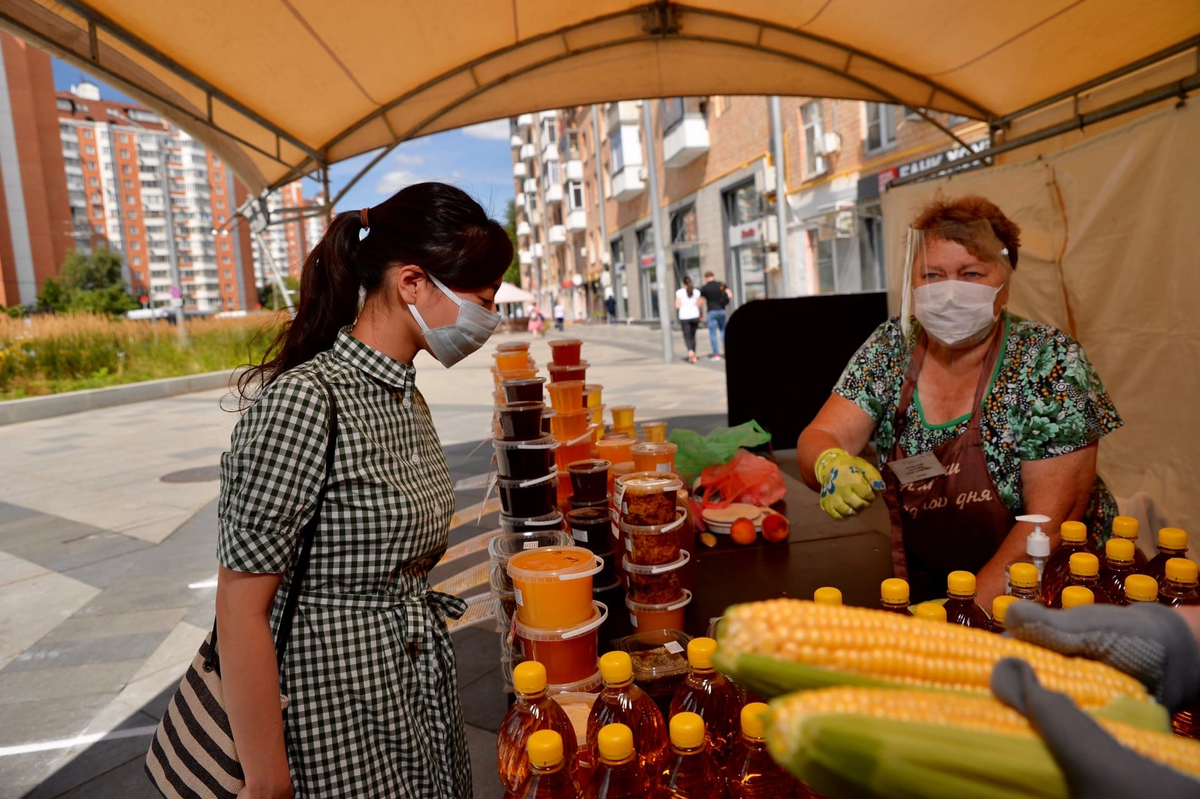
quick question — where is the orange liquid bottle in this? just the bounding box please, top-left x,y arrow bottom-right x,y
587,652 -> 668,777
727,703 -> 799,798
583,723 -> 648,799
1111,516 -> 1149,570
1061,585 -> 1096,609
1049,552 -> 1111,608
499,661 -> 579,793
880,578 -> 911,615
669,637 -> 743,769
944,571 -> 993,630
1040,521 -> 1092,607
659,712 -> 728,799
515,730 -> 583,799
990,595 -> 1019,634
1123,575 -> 1157,605
1145,528 -> 1188,586
1159,558 -> 1200,607
1097,539 -> 1136,605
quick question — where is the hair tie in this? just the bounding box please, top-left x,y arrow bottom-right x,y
360,208 -> 370,229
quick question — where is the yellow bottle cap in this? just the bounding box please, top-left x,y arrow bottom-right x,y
1009,563 -> 1039,589
527,730 -> 563,768
1062,585 -> 1096,608
512,661 -> 547,696
881,578 -> 910,603
1112,516 -> 1139,540
947,570 -> 976,595
597,723 -> 634,762
913,602 -> 947,622
599,651 -> 632,684
688,637 -> 717,669
1124,575 -> 1158,603
1158,528 -> 1188,550
1165,557 -> 1199,584
1069,552 -> 1100,577
669,712 -> 706,749
814,587 -> 842,606
992,595 -> 1019,624
1060,521 -> 1088,544
740,703 -> 770,740
1105,538 -> 1135,565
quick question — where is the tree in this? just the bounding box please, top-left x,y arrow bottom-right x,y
259,276 -> 300,311
37,277 -> 68,313
502,200 -> 521,286
42,247 -> 137,315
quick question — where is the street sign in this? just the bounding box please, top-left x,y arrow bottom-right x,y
169,285 -> 181,299
139,295 -> 149,304
170,298 -> 183,308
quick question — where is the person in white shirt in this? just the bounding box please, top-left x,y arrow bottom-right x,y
675,276 -> 703,363
553,300 -> 565,331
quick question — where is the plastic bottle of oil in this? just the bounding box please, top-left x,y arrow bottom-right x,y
514,730 -> 583,799
1123,575 -> 1157,604
727,703 -> 799,798
880,578 -> 911,615
1111,516 -> 1149,570
587,651 -> 668,777
583,723 -> 647,799
912,602 -> 947,622
944,571 -> 993,630
669,638 -> 742,769
1159,558 -> 1200,607
1049,553 -> 1111,608
991,595 -> 1019,634
1098,539 -> 1137,605
659,712 -> 728,799
499,661 -> 579,793
1040,521 -> 1092,608
813,587 -> 842,606
1061,585 -> 1096,609
1007,562 -> 1041,603
1146,528 -> 1188,586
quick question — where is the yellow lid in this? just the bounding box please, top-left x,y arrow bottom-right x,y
741,703 -> 770,740
814,587 -> 842,606
597,723 -> 634,762
1009,563 -> 1039,589
527,730 -> 563,768
1124,575 -> 1158,603
1158,527 -> 1188,550
512,661 -> 548,696
1165,557 -> 1199,585
881,578 -> 910,603
670,712 -> 706,749
600,651 -> 632,684
1104,538 -> 1135,564
688,637 -> 717,669
1060,521 -> 1088,544
1069,552 -> 1100,577
913,602 -> 947,622
1112,516 -> 1139,540
1062,586 -> 1096,608
947,571 -> 976,596
992,595 -> 1019,624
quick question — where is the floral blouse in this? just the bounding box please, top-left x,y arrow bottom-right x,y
834,313 -> 1123,540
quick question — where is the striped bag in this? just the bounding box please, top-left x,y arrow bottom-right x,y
145,375 -> 338,798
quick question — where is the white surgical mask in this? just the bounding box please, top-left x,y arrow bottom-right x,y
912,281 -> 1003,348
408,273 -> 500,367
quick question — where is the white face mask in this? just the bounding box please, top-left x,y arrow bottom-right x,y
408,273 -> 500,367
912,281 -> 1003,348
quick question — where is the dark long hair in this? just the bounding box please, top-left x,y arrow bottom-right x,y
683,275 -> 697,297
238,182 -> 512,401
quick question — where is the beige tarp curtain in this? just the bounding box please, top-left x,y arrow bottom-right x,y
881,102 -> 1200,531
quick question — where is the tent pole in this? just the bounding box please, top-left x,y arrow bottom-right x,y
641,101 -> 675,365
768,96 -> 792,295
592,104 -> 619,321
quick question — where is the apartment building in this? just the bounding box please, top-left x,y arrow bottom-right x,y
510,96 -> 988,322
250,179 -> 309,284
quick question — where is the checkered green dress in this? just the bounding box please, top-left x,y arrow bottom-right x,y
218,328 -> 471,798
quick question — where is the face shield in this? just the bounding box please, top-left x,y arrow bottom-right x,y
900,219 -> 1014,348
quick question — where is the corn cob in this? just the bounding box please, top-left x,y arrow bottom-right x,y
767,687 -> 1200,799
713,599 -> 1150,709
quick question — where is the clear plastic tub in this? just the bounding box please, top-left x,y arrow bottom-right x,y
549,409 -> 590,439
631,442 -> 677,474
568,496 -> 610,512
548,338 -> 583,366
566,506 -> 613,554
497,401 -> 545,441
595,436 -> 634,467
620,510 -> 686,566
615,472 -> 684,527
492,390 -> 508,408
548,361 -> 588,384
587,404 -> 605,427
489,530 -> 574,594
501,376 -> 546,404
493,436 -> 557,480
622,551 -> 690,604
612,629 -> 693,699
546,380 -> 585,412
553,432 -> 593,471
610,405 -> 635,428
515,601 -> 607,685
508,546 -> 605,628
499,510 -> 565,535
566,459 -> 611,502
493,350 -> 531,372
496,341 -> 531,353
493,366 -> 538,388
549,671 -> 603,695
584,384 -> 603,409
641,421 -> 668,443
497,473 -> 558,518
626,590 -> 692,633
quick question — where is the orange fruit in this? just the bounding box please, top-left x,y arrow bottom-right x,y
761,513 -> 790,543
730,517 -> 757,546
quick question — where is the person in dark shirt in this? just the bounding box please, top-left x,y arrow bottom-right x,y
698,271 -> 733,360
605,294 -> 616,323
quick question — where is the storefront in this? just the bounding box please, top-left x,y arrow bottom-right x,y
722,181 -> 767,305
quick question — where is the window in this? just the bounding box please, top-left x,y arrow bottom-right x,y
88,177 -> 98,187
225,284 -> 233,294
82,129 -> 92,138
224,270 -> 232,279
568,181 -> 584,210
903,106 -> 925,121
221,241 -> 229,251
118,134 -> 128,143
94,224 -> 104,233
801,101 -> 827,177
610,131 -> 625,173
541,119 -> 557,146
122,164 -> 131,174
222,256 -> 231,265
661,98 -> 685,133
544,160 -> 561,186
84,145 -> 95,154
92,207 -> 103,218
215,185 -> 224,195
123,180 -> 132,189
120,149 -> 129,159
86,161 -> 96,171
129,226 -> 139,235
217,214 -> 225,223
128,211 -> 137,220
131,240 -> 140,250
212,156 -> 221,167
864,103 -> 897,153
133,256 -> 141,266
127,195 -> 136,204
216,201 -> 225,210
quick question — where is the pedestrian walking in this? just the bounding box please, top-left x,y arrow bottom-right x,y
198,183 -> 510,799
699,270 -> 733,360
605,294 -> 617,323
554,298 -> 565,331
675,276 -> 703,363
528,305 -> 546,337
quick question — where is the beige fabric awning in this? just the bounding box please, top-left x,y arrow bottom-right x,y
3,0 -> 1196,196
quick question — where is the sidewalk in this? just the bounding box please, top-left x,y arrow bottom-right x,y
0,323 -> 727,798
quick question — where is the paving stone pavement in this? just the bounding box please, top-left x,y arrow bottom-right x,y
0,323 -> 727,798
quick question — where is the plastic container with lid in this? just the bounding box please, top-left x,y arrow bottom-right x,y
546,379 -> 585,412
495,591 -> 518,630
493,349 -> 531,372
489,529 -> 573,590
641,421 -> 668,443
627,589 -> 692,633
587,405 -> 605,428
622,551 -> 689,604
497,401 -> 545,441
492,389 -> 509,408
509,545 -> 606,628
1160,557 -> 1200,607
501,376 -> 546,404
548,361 -> 588,384
548,338 -> 583,366
610,405 -> 635,429
549,671 -> 603,696
611,425 -> 636,440
496,341 -> 531,353
516,601 -> 608,685
493,366 -> 538,388
500,510 -> 565,535
497,473 -> 558,518
549,409 -> 590,440
612,629 -> 693,701
621,510 -> 686,566
565,506 -> 614,554
615,472 -> 684,527
584,384 -> 603,409
568,496 -> 609,512
493,435 -> 557,480
1147,527 -> 1189,586
554,433 -> 594,472
880,578 -> 911,614
595,436 -> 634,468
631,442 -> 677,474
567,458 -> 611,502
1123,575 -> 1157,604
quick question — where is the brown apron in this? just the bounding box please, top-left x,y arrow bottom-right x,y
883,329 -> 1016,602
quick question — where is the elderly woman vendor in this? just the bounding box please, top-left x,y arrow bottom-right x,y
797,196 -> 1122,605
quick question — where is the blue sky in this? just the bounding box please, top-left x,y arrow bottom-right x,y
51,58 -> 516,220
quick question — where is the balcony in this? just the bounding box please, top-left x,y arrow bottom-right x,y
517,114 -> 533,128
663,115 -> 710,168
521,143 -> 536,161
548,225 -> 567,244
544,183 -> 563,203
513,162 -> 527,178
516,221 -> 531,237
519,249 -> 533,265
537,110 -> 557,122
566,209 -> 587,232
510,134 -> 522,148
515,193 -> 526,208
564,159 -> 584,182
541,143 -> 558,163
533,243 -> 543,258
523,178 -> 537,194
606,101 -> 640,133
611,166 -> 645,201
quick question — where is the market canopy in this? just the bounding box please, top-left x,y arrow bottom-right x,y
495,281 -> 535,304
3,0 -> 1196,197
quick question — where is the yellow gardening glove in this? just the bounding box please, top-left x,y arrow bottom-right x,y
815,448 -> 885,520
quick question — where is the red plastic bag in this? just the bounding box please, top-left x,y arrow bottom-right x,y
697,450 -> 786,510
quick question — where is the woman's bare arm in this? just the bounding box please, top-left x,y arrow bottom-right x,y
796,394 -> 877,491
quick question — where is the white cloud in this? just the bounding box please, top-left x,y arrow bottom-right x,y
393,151 -> 424,166
461,119 -> 511,141
375,169 -> 423,194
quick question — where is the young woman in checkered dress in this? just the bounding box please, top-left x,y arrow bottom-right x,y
214,183 -> 510,798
